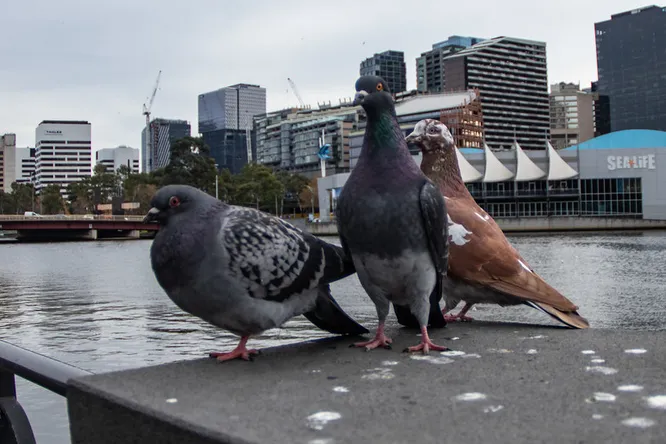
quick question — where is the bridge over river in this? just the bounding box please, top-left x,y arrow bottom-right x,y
0,215 -> 159,241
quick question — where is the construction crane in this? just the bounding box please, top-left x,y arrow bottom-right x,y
287,77 -> 305,108
142,70 -> 162,171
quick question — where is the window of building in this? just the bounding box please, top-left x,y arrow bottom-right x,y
580,178 -> 642,217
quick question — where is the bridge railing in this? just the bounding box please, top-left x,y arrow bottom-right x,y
0,340 -> 93,444
0,215 -> 146,222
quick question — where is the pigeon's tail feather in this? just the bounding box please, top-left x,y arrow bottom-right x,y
319,241 -> 356,282
303,284 -> 369,335
525,301 -> 590,329
393,286 -> 446,329
394,304 -> 419,328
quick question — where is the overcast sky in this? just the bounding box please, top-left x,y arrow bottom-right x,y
1,0 -> 649,152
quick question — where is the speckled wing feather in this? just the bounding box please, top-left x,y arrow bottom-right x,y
222,207 -> 352,302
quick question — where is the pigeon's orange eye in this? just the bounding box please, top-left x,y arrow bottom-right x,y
169,196 -> 181,208
376,83 -> 383,91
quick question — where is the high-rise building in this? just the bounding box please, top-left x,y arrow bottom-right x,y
96,146 -> 140,174
416,36 -> 485,92
13,147 -> 36,186
254,103 -> 358,178
595,6 -> 666,131
1,133 -> 36,191
549,82 -> 595,150
198,83 -> 266,174
141,118 -> 191,173
432,36 -> 550,150
34,120 -> 92,194
360,50 -> 407,94
0,133 -> 15,192
589,81 -> 611,137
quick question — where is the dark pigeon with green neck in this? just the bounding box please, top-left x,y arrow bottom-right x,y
335,75 -> 449,354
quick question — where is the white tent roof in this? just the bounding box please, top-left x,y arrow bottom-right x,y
546,141 -> 579,180
482,143 -> 514,182
455,147 -> 483,182
513,141 -> 546,181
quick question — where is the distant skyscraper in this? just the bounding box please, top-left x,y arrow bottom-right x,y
96,146 -> 140,174
589,81 -> 611,137
360,50 -> 407,94
0,133 -> 15,192
424,36 -> 550,150
34,120 -> 92,194
595,6 -> 666,131
141,118 -> 191,173
198,83 -> 266,174
0,133 -> 36,191
416,35 -> 485,92
549,82 -> 595,150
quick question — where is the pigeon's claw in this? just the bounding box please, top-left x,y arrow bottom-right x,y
209,336 -> 259,362
351,322 -> 392,351
403,327 -> 449,354
443,302 -> 474,322
444,313 -> 474,323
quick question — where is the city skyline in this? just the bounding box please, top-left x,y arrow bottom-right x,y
0,0 -> 653,151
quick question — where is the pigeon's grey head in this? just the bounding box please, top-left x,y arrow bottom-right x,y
143,184 -> 214,225
353,75 -> 393,117
405,119 -> 455,155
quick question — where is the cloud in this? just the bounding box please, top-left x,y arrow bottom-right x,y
0,0 -> 648,152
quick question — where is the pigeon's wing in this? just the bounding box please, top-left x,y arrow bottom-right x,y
392,181 -> 449,329
223,208 -> 336,302
418,180 -> 448,328
223,207 -> 367,335
444,197 -> 589,329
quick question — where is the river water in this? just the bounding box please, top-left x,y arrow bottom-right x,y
1,231 -> 665,443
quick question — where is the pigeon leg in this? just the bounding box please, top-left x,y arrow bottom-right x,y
404,326 -> 449,354
351,322 -> 392,351
209,336 -> 259,362
444,302 -> 475,322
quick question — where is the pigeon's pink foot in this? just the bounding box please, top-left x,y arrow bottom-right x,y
404,327 -> 449,354
209,336 -> 259,362
443,303 -> 474,322
352,322 -> 392,351
444,313 -> 474,322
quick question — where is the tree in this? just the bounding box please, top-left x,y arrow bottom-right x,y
66,180 -> 93,214
0,190 -> 11,214
275,171 -> 310,216
90,164 -> 121,205
233,163 -> 284,212
40,185 -> 66,214
8,183 -> 36,214
216,168 -> 235,203
161,137 -> 218,194
299,177 -> 319,216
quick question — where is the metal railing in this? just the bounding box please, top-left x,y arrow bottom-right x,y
0,215 -> 146,222
0,340 -> 93,444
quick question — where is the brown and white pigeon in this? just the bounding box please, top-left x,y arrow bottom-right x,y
405,119 -> 589,329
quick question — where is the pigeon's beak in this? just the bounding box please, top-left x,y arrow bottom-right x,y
143,207 -> 161,224
405,132 -> 423,145
353,90 -> 368,106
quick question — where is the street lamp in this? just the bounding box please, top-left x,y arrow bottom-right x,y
305,185 -> 315,220
215,163 -> 219,200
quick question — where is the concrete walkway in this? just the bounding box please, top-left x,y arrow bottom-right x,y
68,322 -> 666,444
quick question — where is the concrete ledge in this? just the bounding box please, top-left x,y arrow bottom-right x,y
67,323 -> 666,444
306,217 -> 666,235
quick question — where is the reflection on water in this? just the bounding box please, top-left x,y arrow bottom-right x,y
1,231 -> 666,443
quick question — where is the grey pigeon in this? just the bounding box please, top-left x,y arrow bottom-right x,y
144,185 -> 368,362
335,75 -> 449,354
